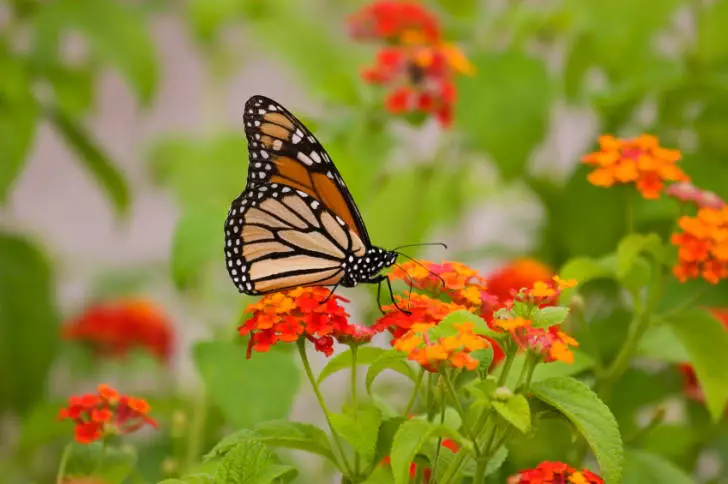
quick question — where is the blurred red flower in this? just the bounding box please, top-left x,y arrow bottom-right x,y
349,1 -> 473,127
509,461 -> 603,484
486,258 -> 554,304
62,299 -> 174,362
58,384 -> 156,444
680,308 -> 728,402
666,182 -> 726,210
240,286 -> 375,357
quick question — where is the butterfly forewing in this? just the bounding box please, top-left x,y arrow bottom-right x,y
242,95 -> 370,244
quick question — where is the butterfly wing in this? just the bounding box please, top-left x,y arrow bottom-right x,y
241,95 -> 371,245
225,186 -> 366,294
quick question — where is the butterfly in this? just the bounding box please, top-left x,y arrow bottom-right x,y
224,95 -> 410,310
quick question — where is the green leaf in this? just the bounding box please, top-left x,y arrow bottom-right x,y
558,256 -> 614,303
0,233 -> 59,414
373,417 -> 406,468
366,350 -> 416,394
34,0 -> 158,103
663,308 -> 728,421
330,406 -> 382,468
636,324 -> 689,364
64,442 -> 136,484
531,377 -> 623,484
361,465 -> 394,484
215,440 -> 297,484
170,205 -> 224,290
48,108 -> 130,217
193,340 -> 300,428
622,449 -> 694,484
253,420 -> 336,464
390,419 -> 463,484
432,310 -> 503,340
17,400 -> 67,453
204,429 -> 257,462
616,234 -> 663,278
318,347 -> 386,385
493,394 -> 531,433
0,52 -> 38,203
532,306 -> 570,329
456,51 -> 551,180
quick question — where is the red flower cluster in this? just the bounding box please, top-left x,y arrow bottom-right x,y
680,308 -> 728,402
486,258 -> 554,304
58,384 -> 156,444
509,461 -> 603,484
239,287 -> 374,357
348,1 -> 474,127
62,299 -> 174,362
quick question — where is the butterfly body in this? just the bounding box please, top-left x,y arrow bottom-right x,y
224,95 -> 399,297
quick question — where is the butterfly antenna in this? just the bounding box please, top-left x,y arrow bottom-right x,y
391,242 -> 448,252
395,251 -> 447,291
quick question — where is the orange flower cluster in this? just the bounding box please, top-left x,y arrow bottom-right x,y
486,258 -> 554,304
348,1 -> 474,127
666,182 -> 725,210
509,461 -> 603,484
58,384 -> 156,444
394,321 -> 489,372
62,299 -> 174,362
671,205 -> 728,283
582,134 -> 689,199
239,287 -> 373,357
679,308 -> 728,402
373,291 -> 468,340
495,317 -> 579,364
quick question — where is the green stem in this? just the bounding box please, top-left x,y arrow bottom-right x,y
184,390 -> 208,472
441,370 -> 481,455
520,354 -> 540,393
404,368 -> 425,415
56,443 -> 72,484
599,310 -> 651,401
625,187 -> 635,234
298,339 -> 353,476
496,346 -> 517,387
431,401 -> 448,480
351,346 -> 360,476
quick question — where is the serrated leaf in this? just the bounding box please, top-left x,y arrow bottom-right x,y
390,420 -> 463,484
532,377 -> 623,484
48,108 -> 130,217
215,440 -> 297,484
193,341 -> 300,428
253,420 -> 336,464
330,406 -> 382,468
493,394 -> 531,433
204,429 -> 257,462
366,350 -> 416,394
663,308 -> 728,421
0,233 -> 59,414
532,306 -> 570,329
623,449 -> 694,484
318,347 -> 386,384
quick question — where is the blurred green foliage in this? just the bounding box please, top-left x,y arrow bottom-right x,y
2,0 -> 728,482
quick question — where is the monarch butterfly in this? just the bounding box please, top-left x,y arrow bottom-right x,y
224,95 -> 420,310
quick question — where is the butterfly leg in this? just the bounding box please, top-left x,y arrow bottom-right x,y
319,283 -> 341,305
373,275 -> 412,315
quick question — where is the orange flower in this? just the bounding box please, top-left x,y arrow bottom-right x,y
61,299 -> 174,362
58,384 -> 156,444
349,1 -> 472,127
373,292 -> 467,340
582,134 -> 689,199
393,317 -> 489,372
509,461 -> 603,484
240,287 -> 374,357
671,206 -> 728,283
486,258 -> 554,304
498,318 -> 579,364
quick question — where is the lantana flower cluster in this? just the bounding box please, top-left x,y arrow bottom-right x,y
348,1 -> 474,127
239,287 -> 373,357
58,384 -> 156,444
509,461 -> 603,484
393,321 -> 488,372
62,299 -> 174,362
582,134 -> 689,199
671,205 -> 728,283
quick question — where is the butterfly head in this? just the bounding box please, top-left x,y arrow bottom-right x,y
341,246 -> 398,287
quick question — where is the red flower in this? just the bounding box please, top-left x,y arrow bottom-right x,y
486,258 -> 554,304
58,384 -> 156,444
509,461 -> 603,484
666,182 -> 726,210
349,1 -> 473,128
680,308 -> 728,403
62,299 -> 174,362
240,287 -> 378,357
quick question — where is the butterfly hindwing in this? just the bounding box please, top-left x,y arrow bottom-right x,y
224,183 -> 367,295
242,95 -> 371,245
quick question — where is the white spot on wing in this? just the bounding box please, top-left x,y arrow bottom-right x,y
297,152 -> 314,165
311,151 -> 322,163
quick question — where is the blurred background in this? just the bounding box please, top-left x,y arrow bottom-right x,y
2,0 -> 728,482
